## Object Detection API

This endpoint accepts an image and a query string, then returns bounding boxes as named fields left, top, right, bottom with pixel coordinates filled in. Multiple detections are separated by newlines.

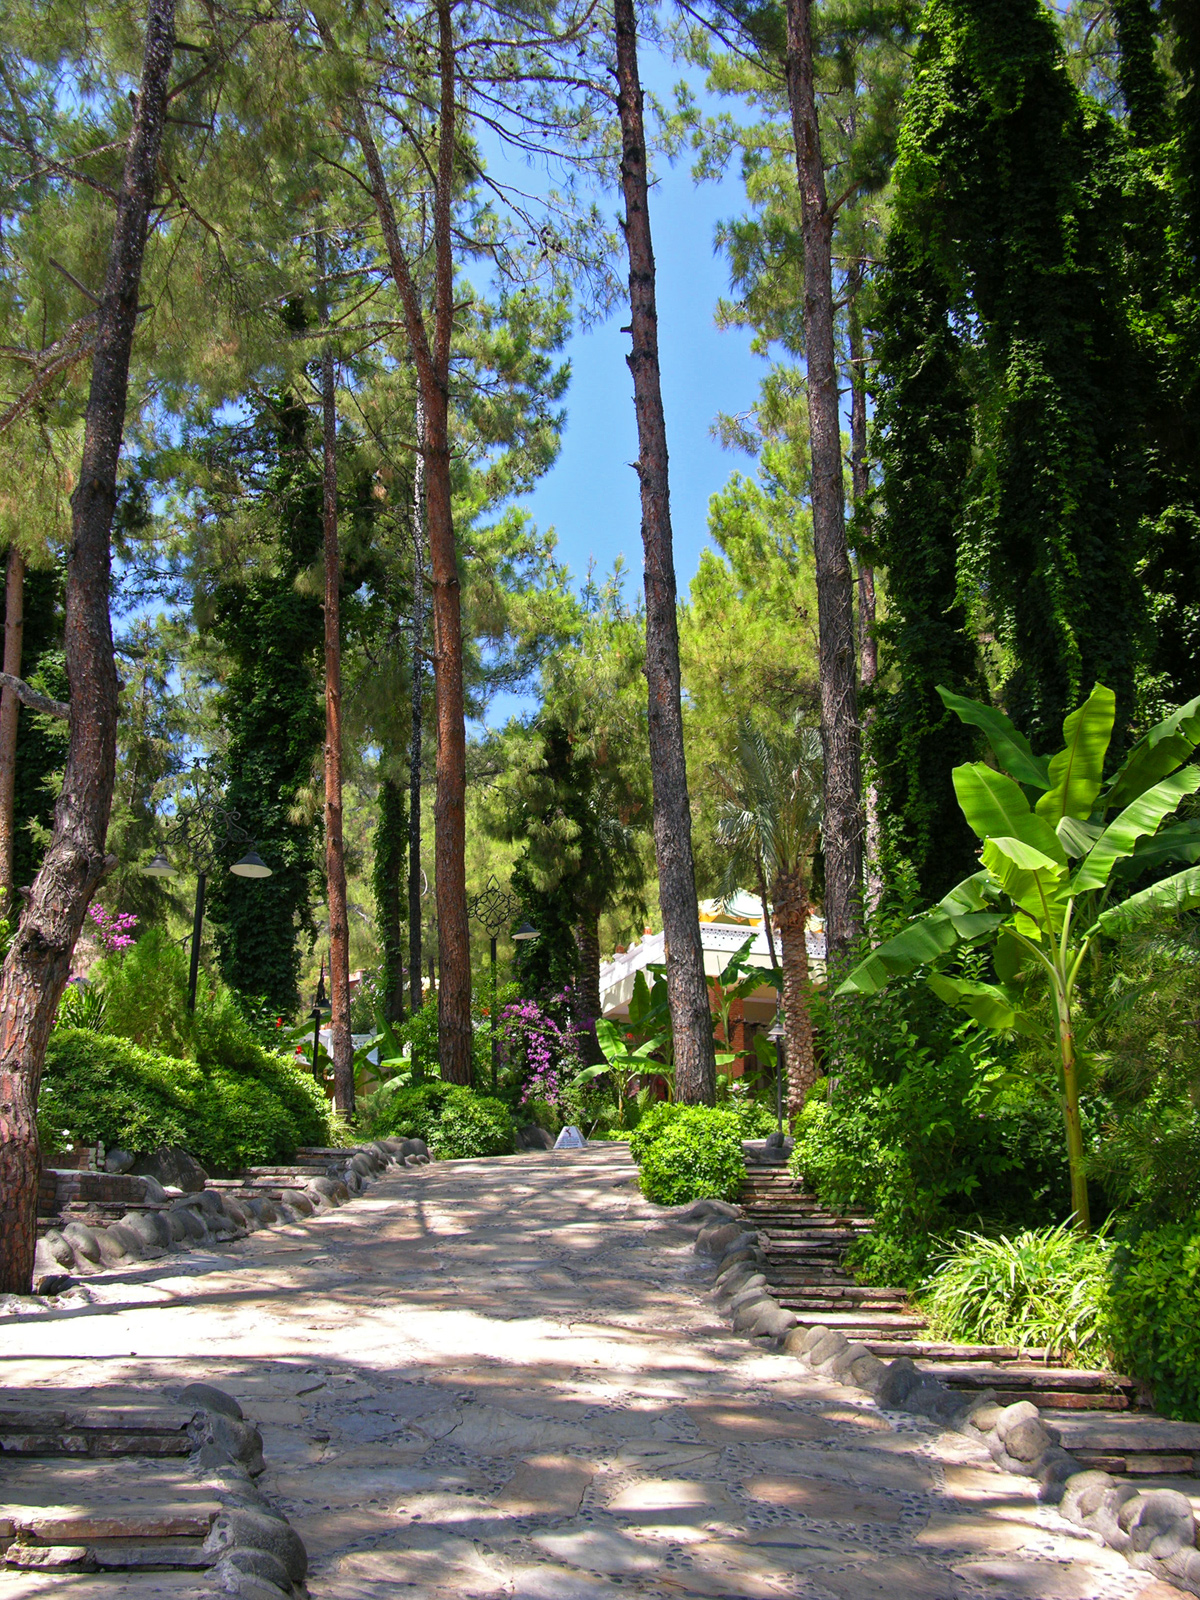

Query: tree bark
left=773, top=869, right=817, bottom=1114
left=615, top=0, right=716, bottom=1105
left=319, top=256, right=354, bottom=1118
left=409, top=393, right=426, bottom=1018
left=0, top=0, right=175, bottom=1294
left=0, top=546, right=25, bottom=917
left=847, top=272, right=882, bottom=922
left=348, top=0, right=472, bottom=1084
left=784, top=0, right=863, bottom=963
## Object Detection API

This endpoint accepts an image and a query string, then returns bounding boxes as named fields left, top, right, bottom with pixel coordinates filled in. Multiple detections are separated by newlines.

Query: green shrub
left=792, top=968, right=1070, bottom=1286
left=628, top=1100, right=679, bottom=1164
left=372, top=1081, right=516, bottom=1159
left=94, top=930, right=192, bottom=1057
left=39, top=1029, right=332, bottom=1170
left=636, top=1106, right=746, bottom=1206
left=921, top=1223, right=1112, bottom=1365
left=1106, top=1222, right=1200, bottom=1421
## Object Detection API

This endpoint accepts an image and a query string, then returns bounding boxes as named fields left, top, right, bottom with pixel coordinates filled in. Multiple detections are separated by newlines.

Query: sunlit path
left=0, top=1149, right=1165, bottom=1599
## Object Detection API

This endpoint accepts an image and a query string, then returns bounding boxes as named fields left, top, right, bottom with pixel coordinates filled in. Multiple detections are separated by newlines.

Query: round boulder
left=61, top=1220, right=101, bottom=1265
left=203, top=1507, right=307, bottom=1582
left=121, top=1210, right=170, bottom=1250
left=40, top=1229, right=75, bottom=1267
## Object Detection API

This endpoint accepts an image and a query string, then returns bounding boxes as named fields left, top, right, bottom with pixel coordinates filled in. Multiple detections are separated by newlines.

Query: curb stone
left=686, top=1201, right=1200, bottom=1599
left=32, top=1137, right=430, bottom=1296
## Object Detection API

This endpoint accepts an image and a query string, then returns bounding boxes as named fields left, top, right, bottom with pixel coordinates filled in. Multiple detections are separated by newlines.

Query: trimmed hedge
left=371, top=1081, right=516, bottom=1159
left=633, top=1105, right=747, bottom=1206
left=1106, top=1222, right=1200, bottom=1422
left=39, top=1028, right=332, bottom=1171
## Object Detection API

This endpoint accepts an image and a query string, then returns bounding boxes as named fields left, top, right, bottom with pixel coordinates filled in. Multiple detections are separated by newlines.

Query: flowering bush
left=496, top=988, right=585, bottom=1109
left=89, top=903, right=137, bottom=954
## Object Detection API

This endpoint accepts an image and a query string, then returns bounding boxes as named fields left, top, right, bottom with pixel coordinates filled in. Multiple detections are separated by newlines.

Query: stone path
left=0, top=1146, right=1181, bottom=1600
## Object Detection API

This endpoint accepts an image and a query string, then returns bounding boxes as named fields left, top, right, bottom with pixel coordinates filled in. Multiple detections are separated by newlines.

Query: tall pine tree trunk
left=348, top=0, right=472, bottom=1083
left=0, top=0, right=175, bottom=1293
left=409, top=395, right=425, bottom=1018
left=319, top=270, right=354, bottom=1117
left=784, top=0, right=863, bottom=963
left=847, top=272, right=882, bottom=922
left=614, top=0, right=716, bottom=1104
left=0, top=546, right=25, bottom=917
left=773, top=869, right=816, bottom=1114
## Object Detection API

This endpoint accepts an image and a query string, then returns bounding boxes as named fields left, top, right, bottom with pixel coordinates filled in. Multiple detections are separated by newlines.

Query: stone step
left=777, top=1308, right=928, bottom=1332
left=919, top=1363, right=1137, bottom=1412
left=1044, top=1412, right=1200, bottom=1476
left=0, top=1404, right=194, bottom=1459
left=866, top=1339, right=1053, bottom=1362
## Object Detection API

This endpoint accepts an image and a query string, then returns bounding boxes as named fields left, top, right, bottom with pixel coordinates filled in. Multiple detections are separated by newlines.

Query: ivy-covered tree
left=870, top=0, right=1199, bottom=899
left=204, top=401, right=324, bottom=1016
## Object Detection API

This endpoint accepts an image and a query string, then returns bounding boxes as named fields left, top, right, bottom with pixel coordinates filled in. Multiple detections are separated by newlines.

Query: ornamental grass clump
left=921, top=1221, right=1112, bottom=1365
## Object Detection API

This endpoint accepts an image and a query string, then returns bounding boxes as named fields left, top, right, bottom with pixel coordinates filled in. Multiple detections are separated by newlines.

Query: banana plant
left=575, top=1016, right=675, bottom=1128
left=839, top=684, right=1200, bottom=1231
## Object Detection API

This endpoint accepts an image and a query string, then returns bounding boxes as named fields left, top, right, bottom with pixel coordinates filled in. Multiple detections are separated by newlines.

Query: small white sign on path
left=554, top=1126, right=586, bottom=1149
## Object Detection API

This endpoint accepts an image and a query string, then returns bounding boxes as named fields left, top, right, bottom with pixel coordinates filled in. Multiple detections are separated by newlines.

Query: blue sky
left=481, top=44, right=765, bottom=728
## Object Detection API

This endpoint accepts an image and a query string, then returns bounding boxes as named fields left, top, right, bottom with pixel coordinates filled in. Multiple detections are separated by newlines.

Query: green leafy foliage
left=371, top=1081, right=516, bottom=1159
left=38, top=1029, right=332, bottom=1171
left=921, top=1223, right=1112, bottom=1365
left=55, top=981, right=107, bottom=1033
left=634, top=1105, right=747, bottom=1206
left=1088, top=919, right=1200, bottom=1223
left=793, top=966, right=1070, bottom=1286
left=1106, top=1223, right=1200, bottom=1421
left=840, top=685, right=1200, bottom=1230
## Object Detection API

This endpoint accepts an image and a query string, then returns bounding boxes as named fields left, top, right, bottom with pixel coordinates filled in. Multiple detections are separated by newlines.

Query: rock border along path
left=0, top=1143, right=1182, bottom=1600
left=698, top=1174, right=1200, bottom=1598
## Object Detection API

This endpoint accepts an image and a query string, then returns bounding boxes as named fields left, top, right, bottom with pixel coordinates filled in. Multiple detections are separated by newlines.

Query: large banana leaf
left=1096, top=864, right=1200, bottom=933
left=836, top=874, right=1002, bottom=996
left=953, top=763, right=1032, bottom=840
left=1113, top=817, right=1200, bottom=878
left=981, top=835, right=1068, bottom=928
left=927, top=973, right=1044, bottom=1037
left=937, top=686, right=1050, bottom=789
left=1101, top=693, right=1200, bottom=813
left=1035, top=684, right=1115, bottom=824
left=1071, top=767, right=1200, bottom=893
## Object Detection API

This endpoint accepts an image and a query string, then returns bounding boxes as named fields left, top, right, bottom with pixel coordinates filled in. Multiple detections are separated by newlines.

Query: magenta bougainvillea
left=89, top=904, right=138, bottom=954
left=496, top=988, right=585, bottom=1108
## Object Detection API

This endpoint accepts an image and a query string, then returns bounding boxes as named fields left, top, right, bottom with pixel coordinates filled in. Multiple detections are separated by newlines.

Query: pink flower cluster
left=497, top=988, right=584, bottom=1109
left=89, top=903, right=138, bottom=953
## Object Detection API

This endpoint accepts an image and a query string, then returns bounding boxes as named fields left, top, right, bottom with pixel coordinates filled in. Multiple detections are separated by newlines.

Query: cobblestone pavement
left=0, top=1147, right=1179, bottom=1600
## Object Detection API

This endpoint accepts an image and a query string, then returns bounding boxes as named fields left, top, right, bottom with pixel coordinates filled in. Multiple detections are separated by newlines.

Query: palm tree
left=716, top=719, right=823, bottom=1114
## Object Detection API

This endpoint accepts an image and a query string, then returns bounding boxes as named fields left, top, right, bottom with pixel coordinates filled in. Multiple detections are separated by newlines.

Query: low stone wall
left=686, top=1199, right=1200, bottom=1600
left=32, top=1136, right=430, bottom=1294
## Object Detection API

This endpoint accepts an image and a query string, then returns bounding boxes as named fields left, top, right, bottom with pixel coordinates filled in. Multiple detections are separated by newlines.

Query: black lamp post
left=767, top=1007, right=786, bottom=1140
left=308, top=958, right=330, bottom=1085
left=467, top=876, right=537, bottom=1091
left=143, top=760, right=272, bottom=1014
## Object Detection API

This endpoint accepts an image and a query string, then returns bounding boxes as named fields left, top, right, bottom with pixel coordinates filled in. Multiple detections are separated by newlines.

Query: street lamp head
left=230, top=849, right=272, bottom=879
left=512, top=921, right=539, bottom=942
left=143, top=852, right=173, bottom=878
